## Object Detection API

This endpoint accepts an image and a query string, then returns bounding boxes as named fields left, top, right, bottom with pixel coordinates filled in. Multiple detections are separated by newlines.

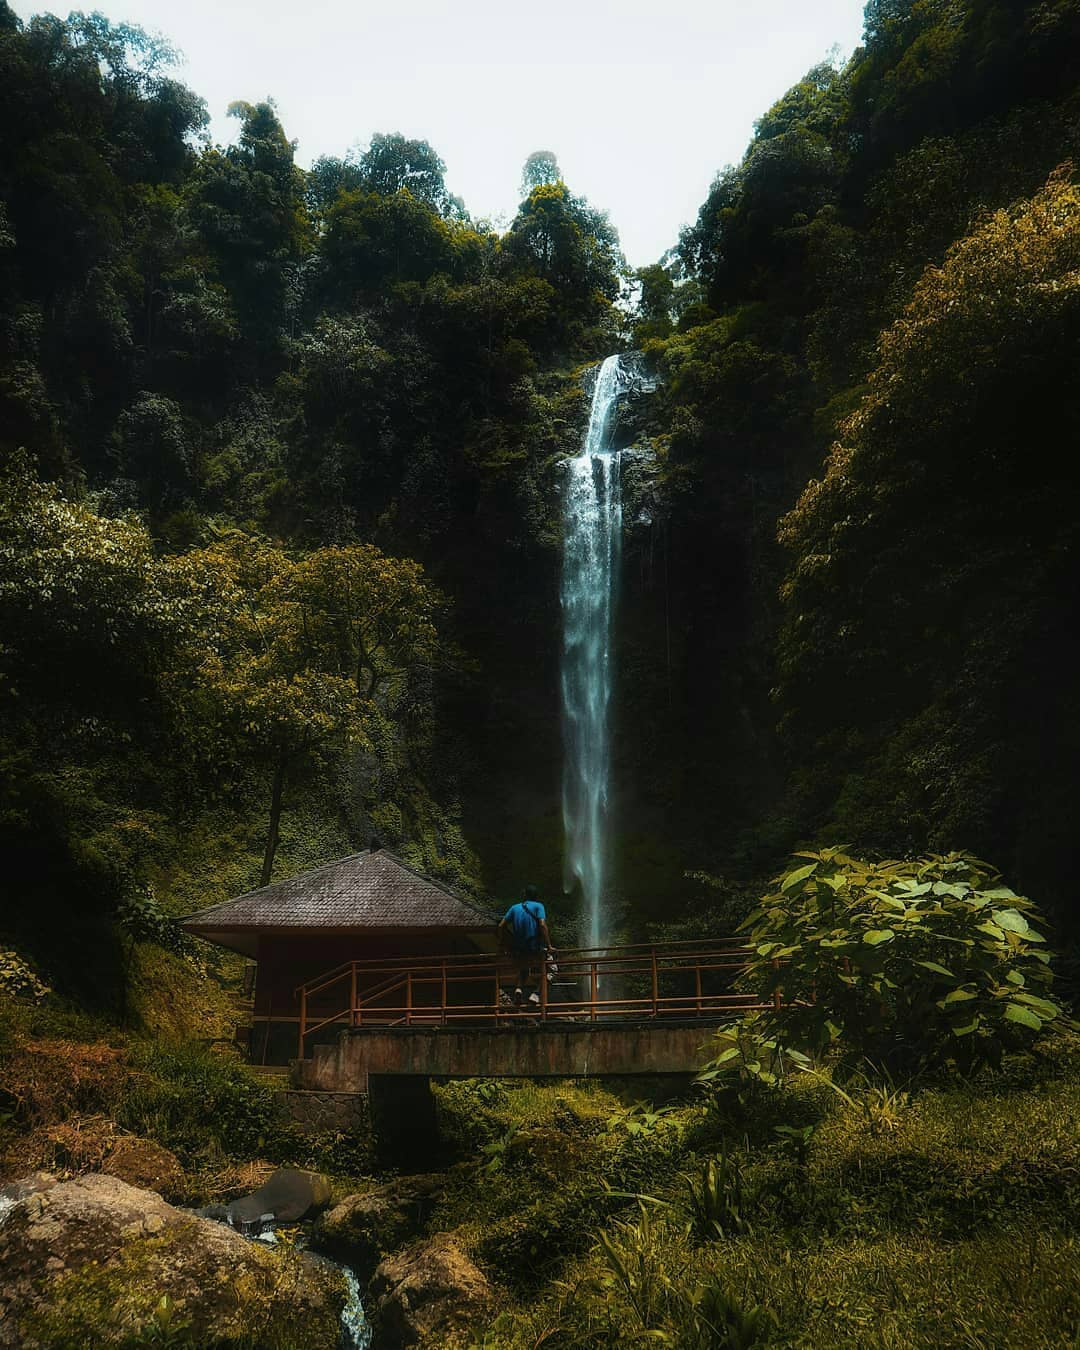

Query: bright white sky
left=13, top=0, right=867, bottom=265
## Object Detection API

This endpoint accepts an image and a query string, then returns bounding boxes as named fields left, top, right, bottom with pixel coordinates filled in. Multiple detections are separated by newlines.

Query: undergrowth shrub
left=0, top=950, right=51, bottom=1004
left=433, top=1079, right=694, bottom=1292
left=592, top=1203, right=775, bottom=1348
left=119, top=1043, right=374, bottom=1179
left=1, top=1037, right=128, bottom=1129
left=716, top=849, right=1070, bottom=1074
left=683, top=1144, right=754, bottom=1241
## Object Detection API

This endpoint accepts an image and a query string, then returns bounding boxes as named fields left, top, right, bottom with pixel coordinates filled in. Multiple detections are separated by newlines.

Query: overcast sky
left=13, top=0, right=868, bottom=265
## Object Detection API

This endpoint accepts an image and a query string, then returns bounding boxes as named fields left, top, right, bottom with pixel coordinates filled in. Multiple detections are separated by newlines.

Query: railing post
left=695, top=963, right=702, bottom=1015
left=540, top=953, right=548, bottom=1021
left=298, top=988, right=306, bottom=1060
left=590, top=960, right=598, bottom=1021
left=651, top=946, right=659, bottom=1017
left=772, top=958, right=782, bottom=1012
left=350, top=964, right=357, bottom=1029
left=406, top=971, right=413, bottom=1026
left=262, top=989, right=274, bottom=1066
left=441, top=960, right=447, bottom=1027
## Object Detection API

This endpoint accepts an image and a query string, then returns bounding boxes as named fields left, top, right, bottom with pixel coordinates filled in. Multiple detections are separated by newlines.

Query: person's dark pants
left=512, top=948, right=542, bottom=995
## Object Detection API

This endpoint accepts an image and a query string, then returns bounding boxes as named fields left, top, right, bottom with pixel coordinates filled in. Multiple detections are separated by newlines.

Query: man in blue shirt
left=498, top=885, right=552, bottom=1007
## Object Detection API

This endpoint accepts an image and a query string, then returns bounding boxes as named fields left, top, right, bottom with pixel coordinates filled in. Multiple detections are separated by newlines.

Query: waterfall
left=561, top=354, right=628, bottom=951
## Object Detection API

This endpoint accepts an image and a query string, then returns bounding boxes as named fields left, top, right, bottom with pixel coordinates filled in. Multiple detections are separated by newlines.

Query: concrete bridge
left=282, top=940, right=771, bottom=1155
left=291, top=939, right=767, bottom=1084
left=295, top=1019, right=727, bottom=1093
left=291, top=1017, right=739, bottom=1159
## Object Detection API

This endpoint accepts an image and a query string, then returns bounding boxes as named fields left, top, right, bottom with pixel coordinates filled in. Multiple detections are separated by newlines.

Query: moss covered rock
left=0, top=1173, right=345, bottom=1348
left=101, top=1135, right=185, bottom=1199
left=369, top=1232, right=492, bottom=1347
left=314, top=1172, right=445, bottom=1275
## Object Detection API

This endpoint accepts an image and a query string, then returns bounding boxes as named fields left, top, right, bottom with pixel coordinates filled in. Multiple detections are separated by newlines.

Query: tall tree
left=356, top=132, right=462, bottom=217
left=520, top=150, right=561, bottom=195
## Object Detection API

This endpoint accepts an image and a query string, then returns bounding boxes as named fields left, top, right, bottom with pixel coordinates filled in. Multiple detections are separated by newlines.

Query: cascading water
left=561, top=354, right=629, bottom=951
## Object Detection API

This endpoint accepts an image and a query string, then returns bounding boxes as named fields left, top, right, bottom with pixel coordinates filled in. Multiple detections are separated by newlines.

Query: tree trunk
left=260, top=751, right=288, bottom=888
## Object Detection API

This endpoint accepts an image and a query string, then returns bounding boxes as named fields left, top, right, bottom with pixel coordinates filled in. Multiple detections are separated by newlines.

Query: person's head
left=523, top=884, right=539, bottom=903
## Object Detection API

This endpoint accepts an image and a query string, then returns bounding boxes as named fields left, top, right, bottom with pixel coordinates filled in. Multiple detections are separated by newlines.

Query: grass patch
left=486, top=1223, right=1080, bottom=1348
left=431, top=1079, right=697, bottom=1293
left=435, top=1036, right=1080, bottom=1346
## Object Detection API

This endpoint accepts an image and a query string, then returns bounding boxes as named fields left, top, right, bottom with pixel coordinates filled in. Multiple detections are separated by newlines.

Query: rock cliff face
left=0, top=1173, right=344, bottom=1348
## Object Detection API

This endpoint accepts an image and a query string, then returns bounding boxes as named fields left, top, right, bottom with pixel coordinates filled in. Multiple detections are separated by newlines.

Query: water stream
left=561, top=354, right=630, bottom=950
left=198, top=1211, right=371, bottom=1349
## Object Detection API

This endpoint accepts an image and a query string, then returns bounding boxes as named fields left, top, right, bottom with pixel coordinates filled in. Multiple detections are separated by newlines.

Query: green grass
left=430, top=1035, right=1080, bottom=1347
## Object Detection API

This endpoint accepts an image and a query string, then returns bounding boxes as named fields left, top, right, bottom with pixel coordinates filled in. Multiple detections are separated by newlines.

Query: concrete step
left=245, top=1064, right=292, bottom=1082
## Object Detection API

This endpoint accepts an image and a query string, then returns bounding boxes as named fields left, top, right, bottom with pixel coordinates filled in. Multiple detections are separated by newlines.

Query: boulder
left=102, top=1136, right=184, bottom=1199
left=0, top=1172, right=57, bottom=1206
left=226, top=1166, right=332, bottom=1227
left=192, top=1202, right=230, bottom=1222
left=369, top=1232, right=492, bottom=1347
left=314, top=1172, right=445, bottom=1273
left=0, top=1173, right=344, bottom=1348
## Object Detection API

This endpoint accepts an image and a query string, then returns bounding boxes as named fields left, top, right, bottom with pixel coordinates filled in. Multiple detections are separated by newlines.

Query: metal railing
left=292, top=939, right=775, bottom=1058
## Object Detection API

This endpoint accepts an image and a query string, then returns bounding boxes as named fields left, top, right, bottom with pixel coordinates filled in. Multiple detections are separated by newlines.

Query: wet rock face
left=0, top=1172, right=57, bottom=1207
left=313, top=1173, right=445, bottom=1276
left=0, top=1173, right=344, bottom=1348
left=368, top=1233, right=491, bottom=1348
left=226, top=1167, right=333, bottom=1227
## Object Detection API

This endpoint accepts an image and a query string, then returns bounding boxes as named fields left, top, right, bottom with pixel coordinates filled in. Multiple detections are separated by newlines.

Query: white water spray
left=561, top=354, right=630, bottom=950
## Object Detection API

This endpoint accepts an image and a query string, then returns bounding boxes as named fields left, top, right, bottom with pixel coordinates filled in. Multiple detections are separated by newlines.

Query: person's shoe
left=513, top=987, right=524, bottom=1006
left=528, top=991, right=541, bottom=1007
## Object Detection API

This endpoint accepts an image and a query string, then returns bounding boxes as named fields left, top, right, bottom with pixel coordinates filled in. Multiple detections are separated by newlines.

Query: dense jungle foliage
left=0, top=0, right=627, bottom=998
left=626, top=0, right=1080, bottom=972
left=3, top=0, right=1080, bottom=991
left=3, top=1, right=1080, bottom=1345
left=0, top=0, right=1078, bottom=986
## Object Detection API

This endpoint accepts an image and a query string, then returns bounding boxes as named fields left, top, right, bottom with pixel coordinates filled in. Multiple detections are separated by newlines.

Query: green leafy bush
left=0, top=950, right=51, bottom=1004
left=116, top=887, right=197, bottom=960
left=722, top=850, right=1070, bottom=1071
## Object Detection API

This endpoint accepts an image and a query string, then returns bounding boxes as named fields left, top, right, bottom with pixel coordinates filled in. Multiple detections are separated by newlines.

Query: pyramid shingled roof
left=181, top=848, right=493, bottom=955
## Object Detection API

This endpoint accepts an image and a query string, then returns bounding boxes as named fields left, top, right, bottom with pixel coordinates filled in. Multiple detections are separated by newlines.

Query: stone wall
left=272, top=1089, right=368, bottom=1135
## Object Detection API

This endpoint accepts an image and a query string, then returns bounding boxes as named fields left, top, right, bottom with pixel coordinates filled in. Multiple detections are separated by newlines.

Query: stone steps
left=246, top=1064, right=292, bottom=1083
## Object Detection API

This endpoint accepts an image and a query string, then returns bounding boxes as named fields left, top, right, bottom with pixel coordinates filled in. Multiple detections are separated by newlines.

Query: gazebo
left=182, top=844, right=495, bottom=1063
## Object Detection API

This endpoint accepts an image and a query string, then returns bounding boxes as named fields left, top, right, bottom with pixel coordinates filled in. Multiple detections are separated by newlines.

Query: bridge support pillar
left=368, top=1074, right=440, bottom=1167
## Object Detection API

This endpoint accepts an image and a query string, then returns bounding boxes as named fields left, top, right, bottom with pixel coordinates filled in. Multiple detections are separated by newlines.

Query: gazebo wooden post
left=298, top=988, right=306, bottom=1060
left=350, top=964, right=357, bottom=1028
left=261, top=988, right=273, bottom=1066
left=406, top=971, right=413, bottom=1026
left=440, top=960, right=448, bottom=1026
